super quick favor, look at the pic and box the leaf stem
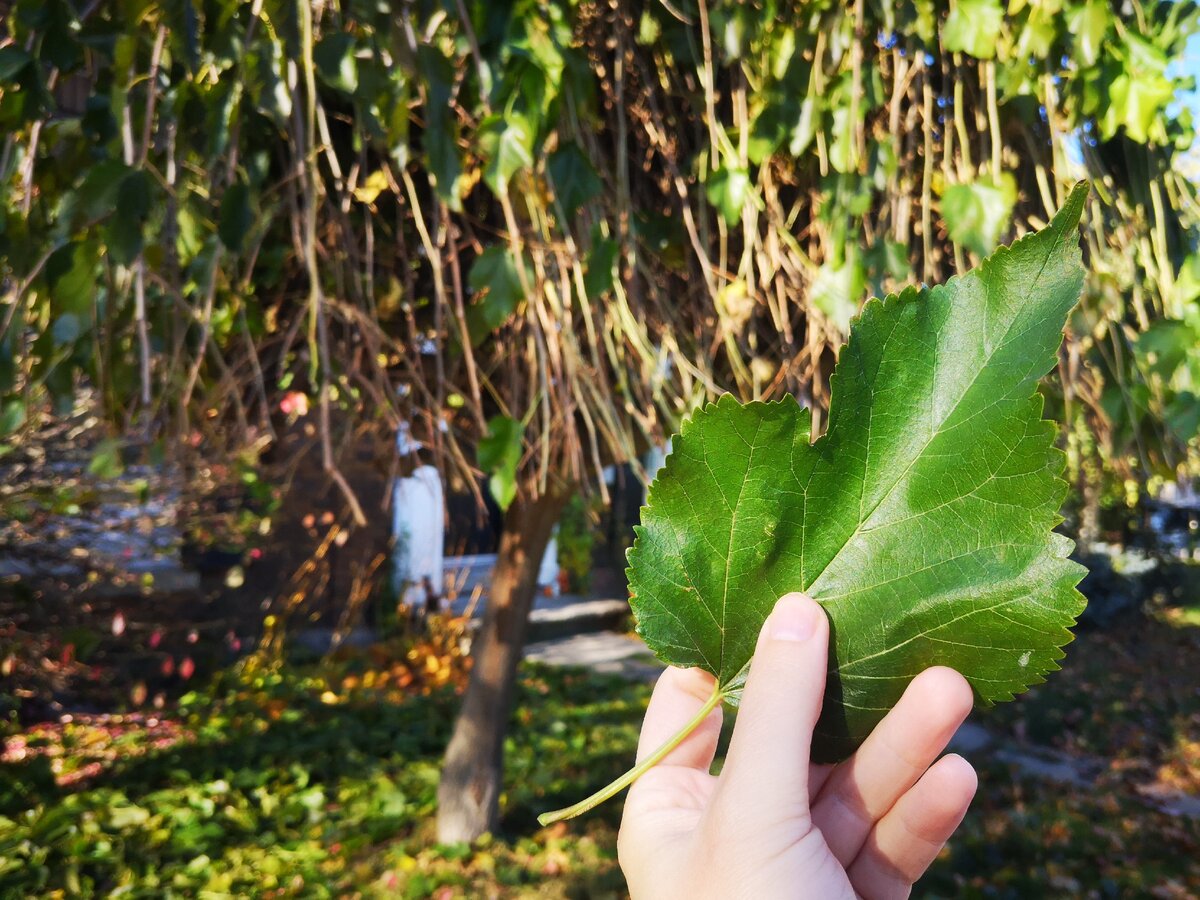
[537,681,724,826]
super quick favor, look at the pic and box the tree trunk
[436,486,569,843]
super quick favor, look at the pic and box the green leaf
[583,237,619,299]
[547,143,602,217]
[40,0,80,71]
[828,106,856,174]
[51,313,82,346]
[313,32,358,93]
[1067,0,1109,66]
[1015,10,1057,60]
[1099,70,1174,144]
[478,415,524,511]
[254,35,293,125]
[637,10,661,45]
[0,400,25,437]
[0,46,32,81]
[910,0,938,44]
[628,183,1090,763]
[1095,33,1173,144]
[67,159,132,226]
[1135,319,1197,381]
[478,112,535,194]
[162,0,200,74]
[466,245,526,343]
[865,239,910,297]
[106,169,153,266]
[45,240,100,316]
[705,165,751,226]
[943,0,1005,59]
[811,249,866,335]
[107,804,150,829]
[417,45,464,211]
[788,92,818,157]
[1165,392,1200,443]
[941,174,1017,257]
[88,439,125,480]
[218,180,253,252]
[1175,252,1200,305]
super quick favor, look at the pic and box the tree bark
[436,485,569,843]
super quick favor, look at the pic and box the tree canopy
[2,0,1197,508]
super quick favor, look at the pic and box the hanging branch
[297,0,366,526]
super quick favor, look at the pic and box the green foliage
[546,143,601,216]
[943,0,1005,58]
[0,663,648,897]
[479,113,536,194]
[0,0,1195,504]
[107,169,154,266]
[810,250,865,334]
[478,415,525,511]
[1094,32,1176,144]
[705,164,752,226]
[0,400,25,437]
[313,32,358,94]
[941,174,1017,258]
[467,246,526,344]
[217,180,254,253]
[556,494,600,592]
[629,187,1088,763]
[3,614,1198,896]
[86,439,124,480]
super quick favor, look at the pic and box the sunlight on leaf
[628,183,1091,762]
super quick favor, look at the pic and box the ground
[1,598,1197,898]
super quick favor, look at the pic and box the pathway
[525,627,1200,822]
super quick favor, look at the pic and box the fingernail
[768,594,819,642]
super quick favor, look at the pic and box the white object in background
[395,421,423,456]
[392,464,444,608]
[642,439,672,484]
[1159,479,1199,507]
[538,529,560,596]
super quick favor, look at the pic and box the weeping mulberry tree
[1,0,1197,841]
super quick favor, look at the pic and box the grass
[924,597,1200,899]
[0,662,644,898]
[978,597,1200,795]
[1,603,1198,898]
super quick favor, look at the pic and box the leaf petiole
[537,680,725,826]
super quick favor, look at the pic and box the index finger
[636,666,723,771]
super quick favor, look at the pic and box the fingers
[712,593,829,825]
[846,754,978,900]
[810,667,975,866]
[636,666,723,771]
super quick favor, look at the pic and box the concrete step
[524,631,664,682]
[527,597,630,642]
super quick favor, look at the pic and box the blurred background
[0,1,1198,896]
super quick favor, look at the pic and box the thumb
[712,593,829,825]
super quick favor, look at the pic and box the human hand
[618,593,978,900]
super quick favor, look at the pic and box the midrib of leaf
[717,416,764,679]
[804,224,1066,602]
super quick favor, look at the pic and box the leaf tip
[1050,180,1090,237]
